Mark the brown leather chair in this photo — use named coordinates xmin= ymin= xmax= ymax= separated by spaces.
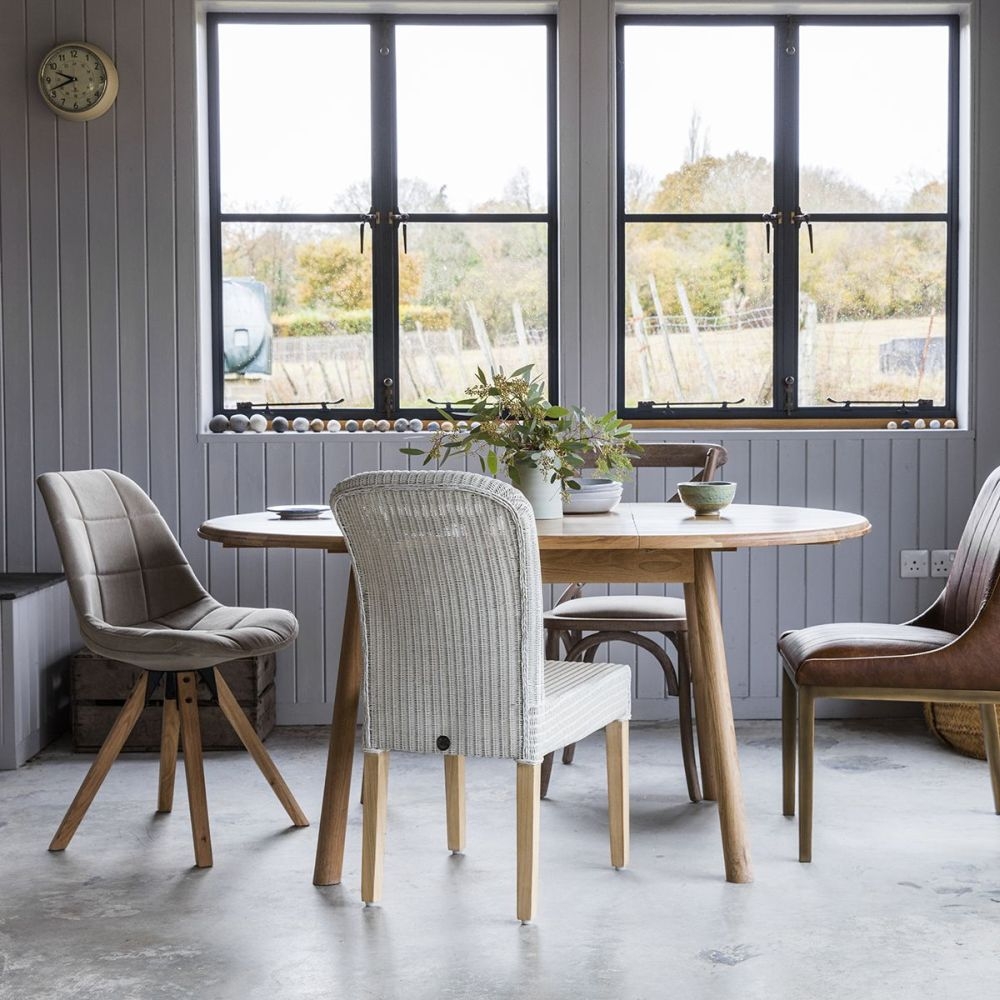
xmin=542 ymin=442 xmax=727 ymax=801
xmin=779 ymin=466 xmax=1000 ymax=862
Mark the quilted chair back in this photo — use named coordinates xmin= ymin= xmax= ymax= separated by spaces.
xmin=938 ymin=466 xmax=1000 ymax=634
xmin=37 ymin=469 xmax=209 ymax=632
xmin=330 ymin=470 xmax=546 ymax=762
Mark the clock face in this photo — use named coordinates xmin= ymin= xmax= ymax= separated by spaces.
xmin=38 ymin=43 xmax=118 ymax=120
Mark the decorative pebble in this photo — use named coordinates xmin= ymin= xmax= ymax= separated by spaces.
xmin=408 ymin=418 xmax=423 ymax=432
xmin=248 ymin=414 xmax=268 ymax=433
xmin=394 ymin=418 xmax=410 ymax=432
xmin=456 ymin=421 xmax=468 ymax=431
xmin=327 ymin=419 xmax=342 ymax=432
xmin=944 ymin=418 xmax=957 ymax=428
xmin=292 ymin=417 xmax=310 ymax=432
xmin=886 ymin=421 xmax=898 ymax=429
xmin=426 ymin=421 xmax=440 ymax=432
xmin=345 ymin=419 xmax=359 ymax=432
xmin=271 ymin=416 xmax=289 ymax=433
xmin=229 ymin=413 xmax=249 ymax=433
xmin=440 ymin=421 xmax=453 ymax=432
xmin=900 ymin=419 xmax=912 ymax=429
xmin=208 ymin=414 xmax=229 ymax=433
xmin=913 ymin=418 xmax=927 ymax=429
xmin=376 ymin=419 xmax=391 ymax=432
xmin=310 ymin=418 xmax=326 ymax=432
xmin=929 ymin=419 xmax=942 ymax=429
xmin=362 ymin=419 xmax=377 ymax=432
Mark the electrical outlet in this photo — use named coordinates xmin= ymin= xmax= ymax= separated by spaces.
xmin=931 ymin=549 xmax=957 ymax=578
xmin=900 ymin=549 xmax=929 ymax=578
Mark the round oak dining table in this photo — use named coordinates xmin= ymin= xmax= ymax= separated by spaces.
xmin=199 ymin=501 xmax=870 ymax=885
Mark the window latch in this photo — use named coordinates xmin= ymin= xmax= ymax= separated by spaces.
xmin=390 ymin=208 xmax=409 ymax=254
xmin=783 ymin=375 xmax=796 ymax=415
xmin=359 ymin=207 xmax=380 ymax=254
xmin=761 ymin=207 xmax=782 ymax=254
xmin=382 ymin=377 xmax=395 ymax=419
xmin=792 ymin=207 xmax=814 ymax=253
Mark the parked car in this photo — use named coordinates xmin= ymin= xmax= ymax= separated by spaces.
xmin=223 ymin=277 xmax=272 ymax=376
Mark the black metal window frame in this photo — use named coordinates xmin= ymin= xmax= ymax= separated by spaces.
xmin=615 ymin=13 xmax=960 ymax=422
xmin=207 ymin=12 xmax=559 ymax=420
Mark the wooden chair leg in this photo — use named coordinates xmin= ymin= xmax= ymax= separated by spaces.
xmin=362 ymin=751 xmax=389 ymax=904
xmin=605 ymin=720 xmax=629 ymax=870
xmin=798 ymin=688 xmax=816 ymax=863
xmin=980 ymin=703 xmax=1000 ymax=814
xmin=444 ymin=755 xmax=466 ymax=853
xmin=782 ymin=668 xmax=797 ymax=817
xmin=50 ymin=671 xmax=149 ymax=852
xmin=176 ymin=672 xmax=213 ymax=868
xmin=683 ymin=581 xmax=717 ymax=801
xmin=539 ymin=751 xmax=555 ymax=799
xmin=213 ymin=668 xmax=308 ymax=827
xmin=561 ymin=744 xmax=577 ymax=765
xmin=673 ymin=633 xmax=702 ymax=803
xmin=157 ymin=697 xmax=180 ymax=813
xmin=516 ymin=762 xmax=541 ymax=923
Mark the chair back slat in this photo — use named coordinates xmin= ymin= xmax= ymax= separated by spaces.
xmin=330 ymin=470 xmax=546 ymax=762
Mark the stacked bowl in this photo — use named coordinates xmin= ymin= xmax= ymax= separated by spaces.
xmin=562 ymin=477 xmax=624 ymax=514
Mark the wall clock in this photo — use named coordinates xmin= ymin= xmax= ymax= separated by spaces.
xmin=37 ymin=42 xmax=118 ymax=121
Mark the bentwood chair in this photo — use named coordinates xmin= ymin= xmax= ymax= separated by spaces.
xmin=779 ymin=465 xmax=1000 ymax=862
xmin=330 ymin=470 xmax=632 ymax=923
xmin=37 ymin=469 xmax=308 ymax=867
xmin=542 ymin=442 xmax=727 ymax=801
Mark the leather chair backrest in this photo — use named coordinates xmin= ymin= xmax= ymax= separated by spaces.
xmin=940 ymin=466 xmax=1000 ymax=634
xmin=330 ymin=469 xmax=546 ymax=762
xmin=37 ymin=469 xmax=208 ymax=629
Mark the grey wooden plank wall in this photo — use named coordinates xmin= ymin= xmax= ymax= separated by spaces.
xmin=1 ymin=0 xmax=999 ymax=725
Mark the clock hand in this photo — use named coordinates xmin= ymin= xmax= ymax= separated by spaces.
xmin=54 ymin=70 xmax=75 ymax=82
xmin=51 ymin=77 xmax=78 ymax=91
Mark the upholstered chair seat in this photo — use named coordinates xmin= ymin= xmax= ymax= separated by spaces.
xmin=37 ymin=469 xmax=308 ymax=868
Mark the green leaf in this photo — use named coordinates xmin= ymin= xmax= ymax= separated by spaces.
xmin=399 ymin=447 xmax=424 ymax=455
xmin=486 ymin=450 xmax=498 ymax=476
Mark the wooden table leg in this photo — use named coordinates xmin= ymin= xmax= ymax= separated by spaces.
xmin=683 ymin=581 xmax=717 ymax=802
xmin=313 ymin=569 xmax=363 ymax=886
xmin=691 ymin=550 xmax=752 ymax=883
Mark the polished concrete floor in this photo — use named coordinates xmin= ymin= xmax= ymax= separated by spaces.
xmin=2 ymin=719 xmax=999 ymax=1000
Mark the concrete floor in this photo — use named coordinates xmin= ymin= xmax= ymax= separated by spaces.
xmin=2 ymin=719 xmax=999 ymax=1000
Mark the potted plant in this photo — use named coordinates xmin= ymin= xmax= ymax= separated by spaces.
xmin=402 ymin=365 xmax=640 ymax=519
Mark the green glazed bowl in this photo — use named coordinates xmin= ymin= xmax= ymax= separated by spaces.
xmin=676 ymin=480 xmax=737 ymax=516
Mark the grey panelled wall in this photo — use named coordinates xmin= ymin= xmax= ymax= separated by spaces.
xmin=1 ymin=0 xmax=999 ymax=725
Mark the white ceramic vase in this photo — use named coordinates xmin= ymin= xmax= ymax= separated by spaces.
xmin=515 ymin=462 xmax=563 ymax=520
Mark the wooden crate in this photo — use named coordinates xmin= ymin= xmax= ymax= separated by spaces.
xmin=71 ymin=650 xmax=276 ymax=751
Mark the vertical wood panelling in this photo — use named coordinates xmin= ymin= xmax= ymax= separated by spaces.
xmin=775 ymin=439 xmax=807 ymax=638
xmin=718 ymin=438 xmax=750 ymax=698
xmin=205 ymin=439 xmax=236 ymax=606
xmin=292 ymin=440 xmax=326 ymax=707
xmin=27 ymin=1 xmax=62 ymax=570
xmin=888 ymin=436 xmax=921 ymax=624
xmin=263 ymin=442 xmax=295 ymax=708
xmin=143 ymin=0 xmax=179 ymax=531
xmin=0 ymin=0 xmax=32 ymax=572
xmin=114 ymin=0 xmax=149 ymax=490
xmin=917 ymin=435 xmax=949 ymax=610
xmin=804 ymin=438 xmax=835 ymax=628
xmin=832 ymin=439 xmax=864 ymax=624
xmin=56 ymin=0 xmax=92 ymax=475
xmin=746 ymin=437 xmax=779 ymax=698
xmin=860 ymin=438 xmax=892 ymax=624
xmin=85 ymin=0 xmax=122 ymax=474
xmin=234 ymin=440 xmax=265 ymax=610
xmin=323 ymin=438 xmax=352 ymax=704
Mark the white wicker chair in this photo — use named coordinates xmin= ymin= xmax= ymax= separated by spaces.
xmin=330 ymin=470 xmax=632 ymax=922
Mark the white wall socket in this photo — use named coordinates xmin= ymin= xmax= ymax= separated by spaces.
xmin=900 ymin=549 xmax=930 ymax=578
xmin=931 ymin=549 xmax=957 ymax=578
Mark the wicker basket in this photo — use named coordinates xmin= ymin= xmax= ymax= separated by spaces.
xmin=923 ymin=702 xmax=994 ymax=760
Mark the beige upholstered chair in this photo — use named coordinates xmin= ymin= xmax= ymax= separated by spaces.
xmin=542 ymin=442 xmax=727 ymax=800
xmin=330 ymin=470 xmax=631 ymax=922
xmin=37 ymin=469 xmax=308 ymax=867
xmin=779 ymin=466 xmax=1000 ymax=862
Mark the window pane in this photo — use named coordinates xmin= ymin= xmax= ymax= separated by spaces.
xmin=217 ymin=24 xmax=371 ymax=213
xmin=623 ymin=222 xmax=773 ymax=407
xmin=797 ymin=221 xmax=947 ymax=406
xmin=622 ymin=26 xmax=773 ymax=213
xmin=399 ymin=222 xmax=550 ymax=407
xmin=221 ymin=221 xmax=373 ymax=409
xmin=799 ymin=26 xmax=950 ymax=212
xmin=395 ymin=25 xmax=549 ymax=214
